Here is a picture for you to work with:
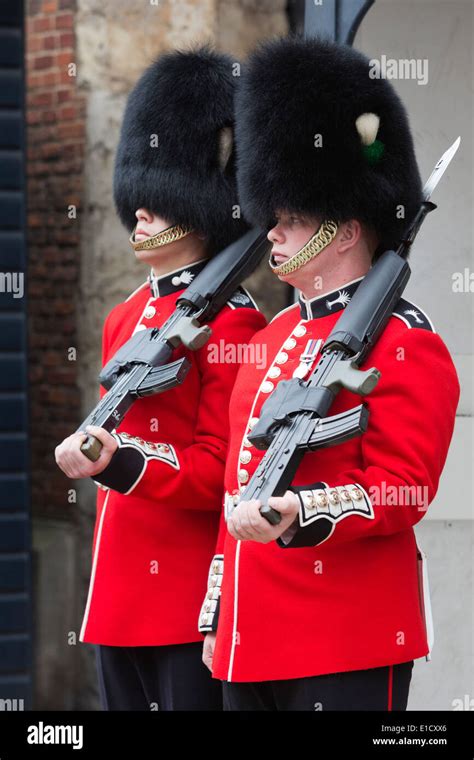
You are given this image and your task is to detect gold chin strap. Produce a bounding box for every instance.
[129,224,192,252]
[269,220,339,275]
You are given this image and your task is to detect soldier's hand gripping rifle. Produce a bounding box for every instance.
[76,228,269,462]
[239,138,460,526]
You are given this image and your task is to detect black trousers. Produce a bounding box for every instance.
[95,642,222,711]
[223,660,414,711]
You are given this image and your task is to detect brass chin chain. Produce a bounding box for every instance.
[269,220,339,275]
[129,224,192,251]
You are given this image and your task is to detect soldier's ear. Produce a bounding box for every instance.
[337,220,361,252]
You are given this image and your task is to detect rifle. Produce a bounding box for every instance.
[77,228,269,462]
[238,138,460,525]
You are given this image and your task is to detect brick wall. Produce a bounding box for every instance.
[26,0,85,518]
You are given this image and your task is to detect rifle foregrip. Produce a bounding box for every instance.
[259,503,282,526]
[80,434,103,463]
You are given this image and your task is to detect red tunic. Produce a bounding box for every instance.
[79,260,266,646]
[204,276,460,682]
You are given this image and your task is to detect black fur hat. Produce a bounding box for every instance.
[235,36,423,249]
[113,45,246,255]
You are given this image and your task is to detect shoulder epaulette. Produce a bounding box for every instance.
[227,286,259,310]
[392,297,436,333]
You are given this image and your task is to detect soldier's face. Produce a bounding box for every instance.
[134,208,172,243]
[132,208,208,274]
[267,211,322,267]
[267,210,344,295]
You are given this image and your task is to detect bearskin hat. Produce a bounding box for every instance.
[235,36,423,250]
[113,45,246,255]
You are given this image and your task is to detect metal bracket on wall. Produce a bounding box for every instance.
[288,0,375,43]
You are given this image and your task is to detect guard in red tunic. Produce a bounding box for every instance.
[199,37,460,711]
[55,47,266,710]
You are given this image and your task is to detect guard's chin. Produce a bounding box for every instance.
[135,248,160,261]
